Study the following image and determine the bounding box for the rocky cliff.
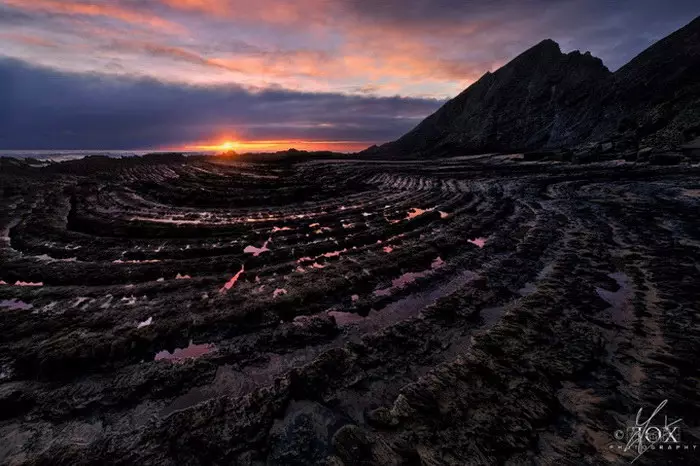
[370,15,700,157]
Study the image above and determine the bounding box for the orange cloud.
[3,0,183,33]
[0,33,57,48]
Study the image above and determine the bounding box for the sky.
[0,0,697,152]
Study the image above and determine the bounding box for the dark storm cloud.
[0,58,443,150]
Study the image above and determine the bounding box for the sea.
[0,150,215,163]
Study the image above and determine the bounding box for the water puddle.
[595,272,634,325]
[244,238,271,256]
[0,299,33,310]
[35,254,77,262]
[155,341,216,362]
[682,189,700,198]
[175,273,191,279]
[383,246,394,253]
[321,248,347,258]
[439,211,450,219]
[113,259,160,264]
[271,226,293,233]
[273,288,288,298]
[406,207,433,220]
[468,237,487,248]
[121,296,137,305]
[344,269,479,331]
[12,281,44,287]
[137,317,153,329]
[518,283,537,296]
[374,257,445,297]
[220,265,245,293]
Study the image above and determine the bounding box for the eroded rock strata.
[1,153,699,465]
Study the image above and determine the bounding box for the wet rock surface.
[1,153,699,465]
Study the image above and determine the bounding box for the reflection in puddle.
[220,265,245,293]
[15,281,44,287]
[271,226,293,233]
[682,189,700,198]
[113,259,160,264]
[374,256,446,297]
[439,211,450,219]
[244,238,271,256]
[137,317,153,329]
[0,299,33,310]
[596,272,634,325]
[347,269,479,331]
[322,248,347,258]
[468,237,487,248]
[155,341,216,362]
[406,207,433,220]
[383,246,394,253]
[518,282,537,296]
[273,288,288,298]
[175,273,191,279]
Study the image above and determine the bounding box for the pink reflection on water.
[375,256,445,297]
[271,226,293,233]
[175,273,191,279]
[322,248,347,258]
[220,265,245,293]
[383,246,394,253]
[155,341,216,362]
[468,237,487,248]
[439,211,450,219]
[406,207,432,219]
[244,238,271,256]
[14,281,43,287]
[273,288,288,298]
[113,259,160,264]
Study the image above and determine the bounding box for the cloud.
[0,0,697,149]
[1,0,694,99]
[0,57,443,150]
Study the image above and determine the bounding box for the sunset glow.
[1,0,696,151]
[219,141,238,151]
[184,139,370,153]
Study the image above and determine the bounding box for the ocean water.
[0,150,214,162]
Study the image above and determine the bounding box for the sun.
[220,141,237,151]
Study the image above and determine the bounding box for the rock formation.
[370,15,700,157]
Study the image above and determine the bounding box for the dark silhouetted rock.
[370,15,700,157]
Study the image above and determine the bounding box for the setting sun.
[219,141,237,151]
